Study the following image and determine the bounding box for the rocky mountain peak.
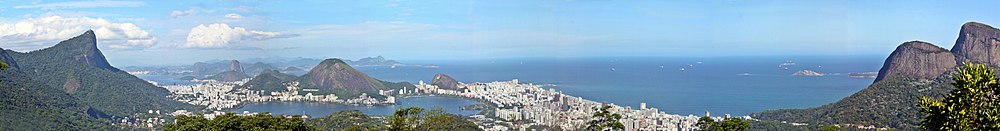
[228,60,245,74]
[951,22,1000,67]
[874,41,957,82]
[431,73,461,90]
[48,30,119,72]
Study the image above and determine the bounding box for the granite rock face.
[431,73,461,90]
[874,41,957,82]
[47,30,120,72]
[951,22,1000,67]
[228,60,245,74]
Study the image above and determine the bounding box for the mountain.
[0,68,113,130]
[951,22,1000,68]
[228,60,245,74]
[207,70,250,82]
[752,22,1000,130]
[301,58,387,97]
[6,30,198,117]
[347,56,402,66]
[241,69,298,93]
[206,60,250,82]
[874,41,957,82]
[191,60,277,77]
[43,30,120,72]
[239,58,415,98]
[752,76,953,130]
[431,73,461,90]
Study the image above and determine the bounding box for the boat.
[611,68,616,71]
[679,68,685,71]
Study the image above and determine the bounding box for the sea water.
[357,56,882,116]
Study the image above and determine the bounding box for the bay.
[357,56,883,116]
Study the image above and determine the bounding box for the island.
[792,69,825,76]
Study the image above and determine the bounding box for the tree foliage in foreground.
[696,116,750,131]
[388,107,481,131]
[308,110,386,130]
[163,113,316,131]
[918,63,1000,130]
[586,105,624,131]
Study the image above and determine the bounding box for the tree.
[307,110,386,130]
[719,118,750,130]
[918,63,1000,130]
[696,117,749,131]
[819,125,841,131]
[697,116,717,130]
[163,113,316,131]
[0,61,8,70]
[387,107,481,131]
[388,107,423,131]
[586,105,625,131]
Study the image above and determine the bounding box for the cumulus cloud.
[169,9,196,18]
[224,13,242,19]
[14,0,144,9]
[183,23,294,48]
[0,16,157,50]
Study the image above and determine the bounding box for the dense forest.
[0,66,113,130]
[752,75,954,130]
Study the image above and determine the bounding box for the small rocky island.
[792,69,825,76]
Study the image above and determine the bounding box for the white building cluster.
[421,79,720,130]
[161,79,394,111]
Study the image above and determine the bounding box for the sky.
[0,0,998,66]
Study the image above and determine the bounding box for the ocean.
[356,56,883,116]
[145,56,883,117]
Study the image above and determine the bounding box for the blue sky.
[0,0,998,66]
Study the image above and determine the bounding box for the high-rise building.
[640,102,647,110]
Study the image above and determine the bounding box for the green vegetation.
[918,63,1000,130]
[9,36,199,117]
[586,105,624,131]
[163,108,480,131]
[240,70,298,93]
[0,61,8,70]
[307,110,386,130]
[0,68,112,130]
[696,116,750,131]
[387,107,481,131]
[164,113,316,131]
[747,120,810,130]
[751,75,954,130]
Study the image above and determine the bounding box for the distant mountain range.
[0,30,199,130]
[241,58,415,99]
[121,55,422,81]
[753,22,1000,130]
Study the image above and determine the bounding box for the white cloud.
[183,23,293,48]
[169,9,196,18]
[0,16,157,50]
[14,0,144,9]
[224,13,242,19]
